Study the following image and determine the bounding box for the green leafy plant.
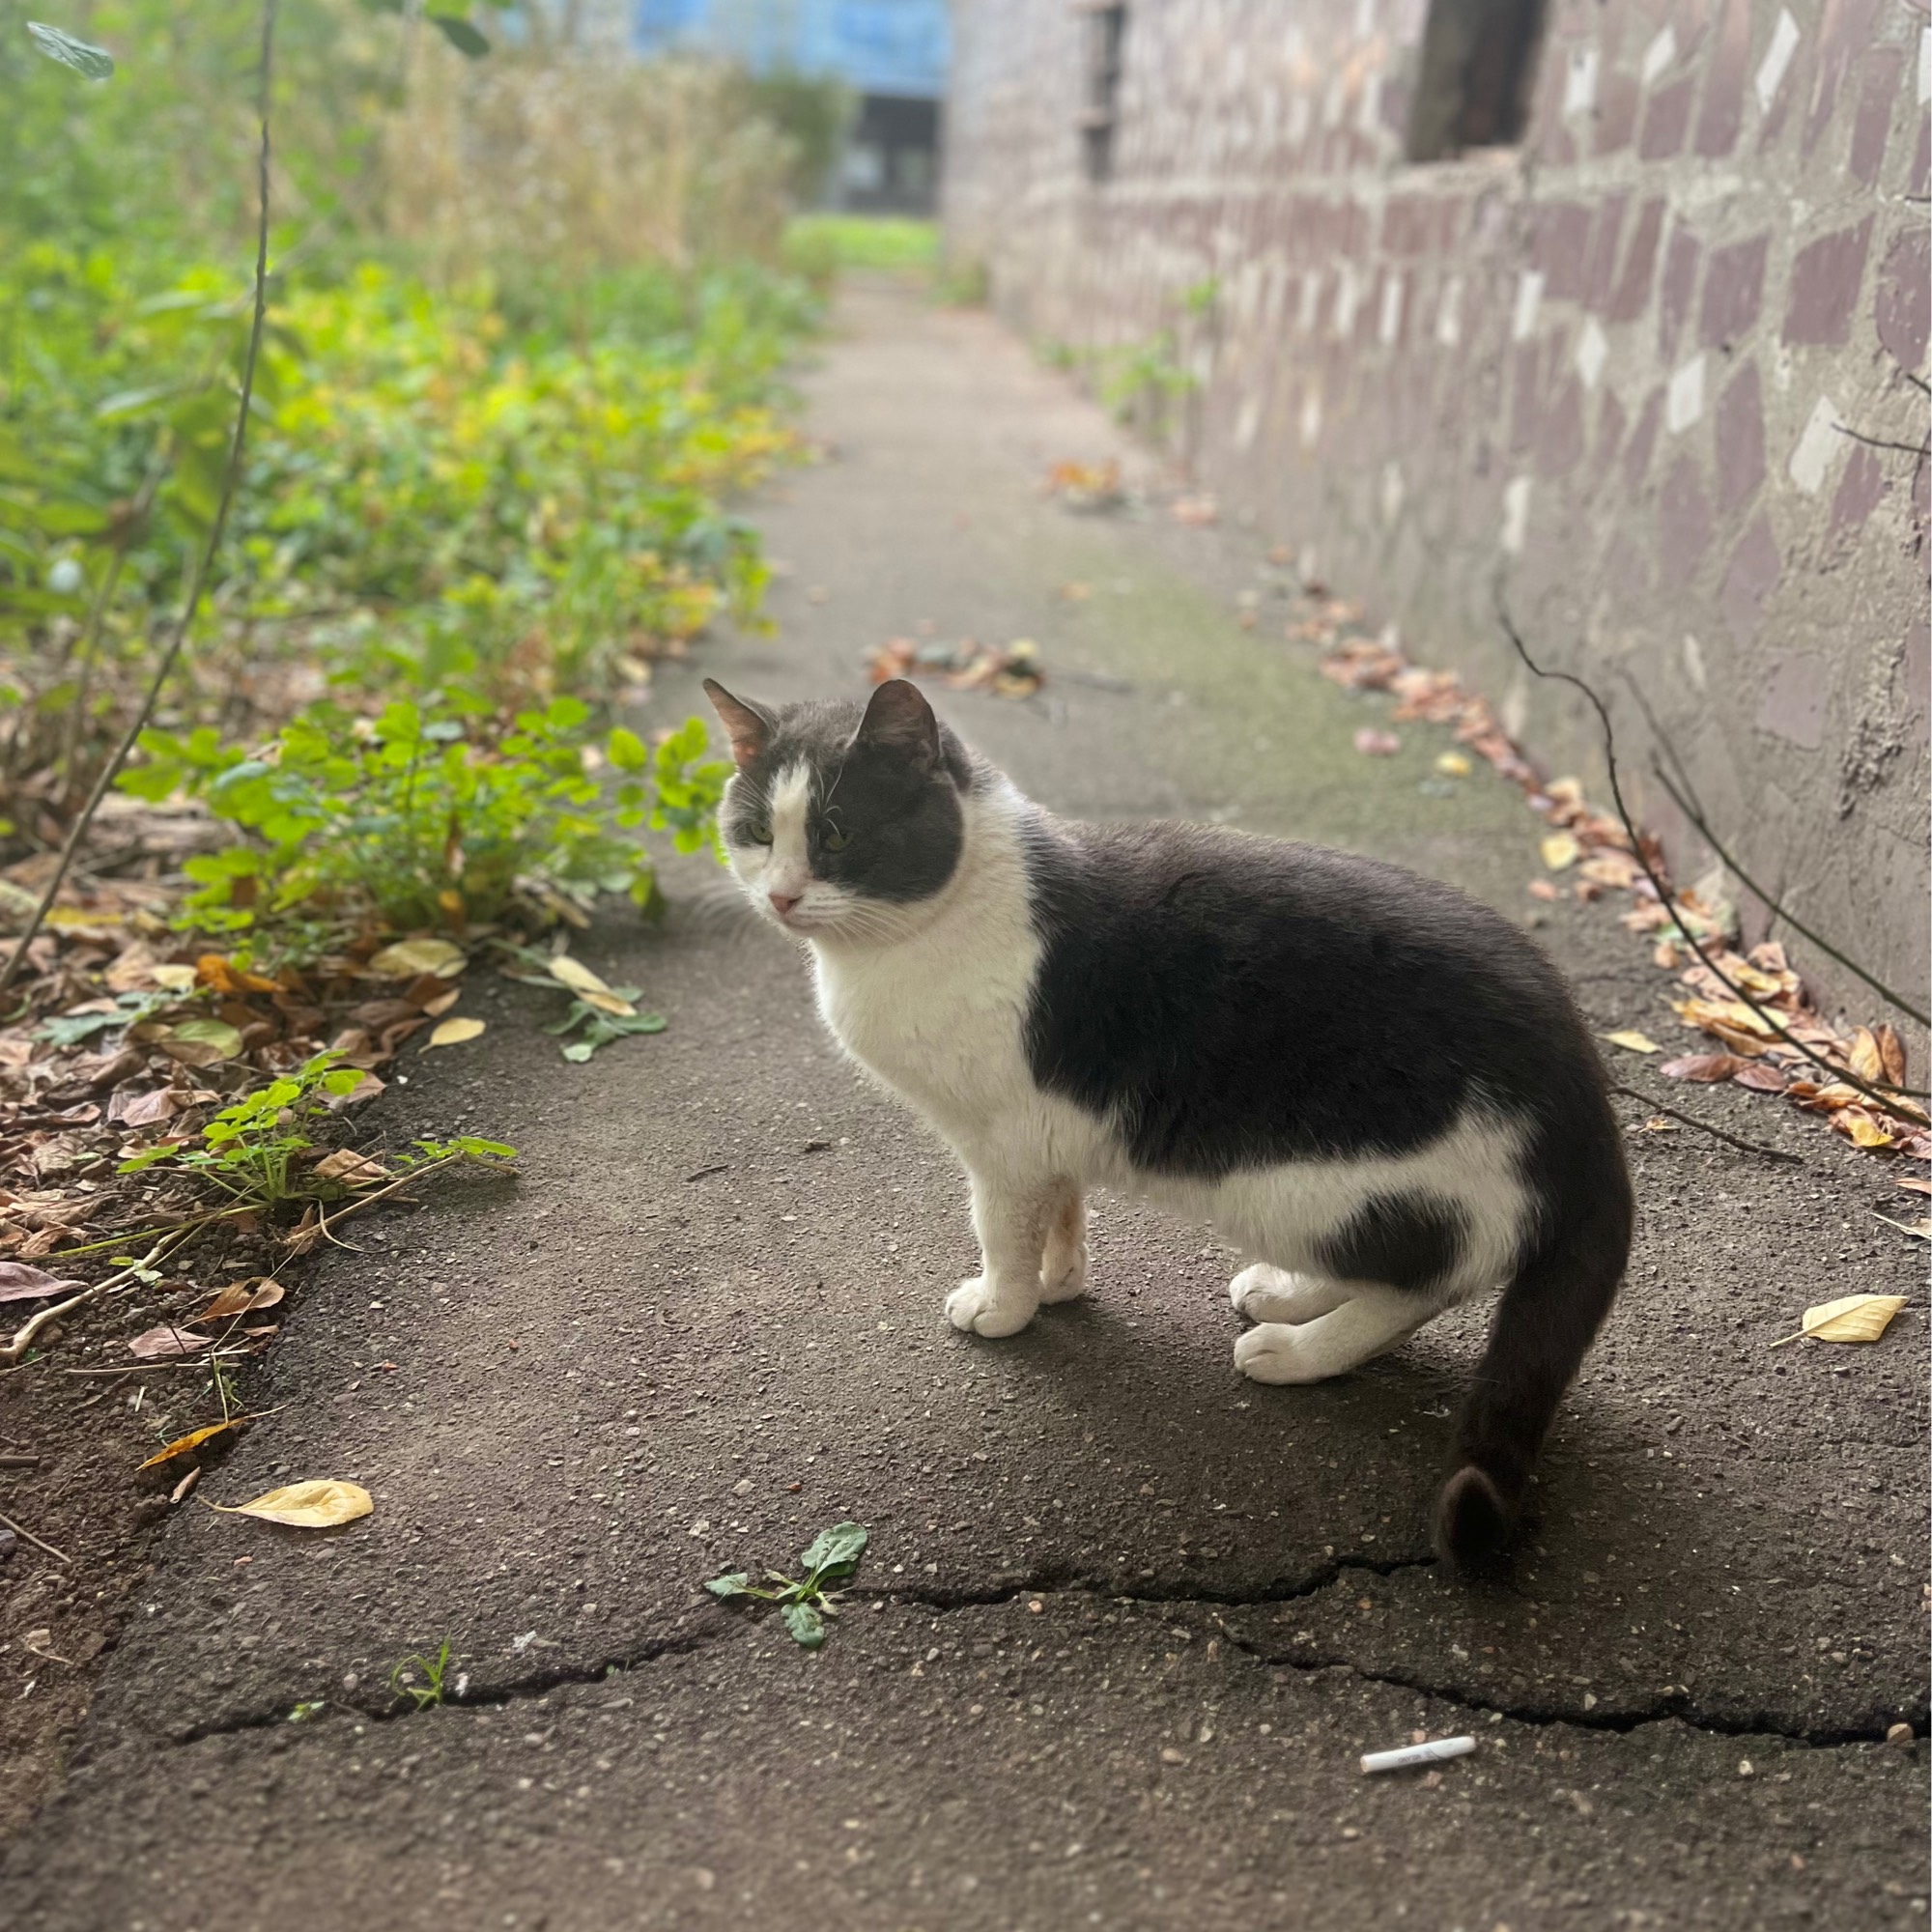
[706,1520,868,1649]
[285,1699,326,1723]
[120,698,730,939]
[389,1636,457,1711]
[117,1050,363,1204]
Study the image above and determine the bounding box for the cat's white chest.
[810,923,1037,1138]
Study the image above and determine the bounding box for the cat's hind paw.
[1037,1240,1089,1303]
[1228,1264,1348,1325]
[946,1277,1037,1338]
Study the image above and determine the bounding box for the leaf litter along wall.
[946,0,1930,1023]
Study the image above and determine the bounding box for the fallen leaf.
[138,1419,248,1470]
[580,988,639,1018]
[128,1325,212,1359]
[156,1018,243,1065]
[210,1479,373,1528]
[1638,1117,1679,1133]
[1660,1053,1747,1082]
[196,953,279,995]
[312,1149,388,1186]
[110,1087,181,1127]
[1540,832,1580,871]
[1848,1028,1886,1086]
[419,989,462,1018]
[1434,752,1471,778]
[545,953,614,998]
[1833,1109,1895,1150]
[1732,1064,1789,1093]
[1352,728,1401,756]
[151,964,199,994]
[1874,1025,1909,1088]
[425,1016,486,1049]
[1874,1213,1932,1241]
[0,1262,86,1302]
[1775,1293,1910,1347]
[194,1279,285,1322]
[1526,879,1560,901]
[1897,1176,1931,1197]
[1602,1031,1661,1055]
[369,938,467,980]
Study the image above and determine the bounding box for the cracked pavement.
[6,282,1925,1929]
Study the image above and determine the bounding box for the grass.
[788,214,938,273]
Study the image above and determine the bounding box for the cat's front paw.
[1234,1322,1327,1385]
[1037,1239,1089,1303]
[946,1276,1037,1338]
[1228,1264,1347,1325]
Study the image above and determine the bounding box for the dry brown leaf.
[580,989,639,1018]
[194,1279,285,1323]
[1732,1064,1789,1093]
[110,1086,180,1128]
[0,1262,86,1303]
[1527,879,1560,902]
[1352,728,1401,756]
[138,1418,247,1470]
[369,938,467,980]
[419,989,462,1018]
[1874,1025,1909,1088]
[211,1479,373,1528]
[1897,1176,1932,1197]
[128,1325,212,1359]
[1776,1293,1911,1347]
[312,1149,388,1186]
[425,1016,486,1049]
[1832,1109,1894,1150]
[1660,1053,1747,1082]
[1848,1027,1886,1086]
[150,963,199,994]
[1540,832,1580,871]
[1601,1031,1661,1055]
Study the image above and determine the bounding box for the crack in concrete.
[156,1549,1919,1760]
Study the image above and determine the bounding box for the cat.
[703,674,1634,1567]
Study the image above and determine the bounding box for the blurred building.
[947,0,1929,1015]
[633,0,948,211]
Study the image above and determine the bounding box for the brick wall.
[946,0,1929,1017]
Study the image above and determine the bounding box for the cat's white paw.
[1037,1240,1089,1303]
[1234,1321,1329,1385]
[1228,1264,1347,1325]
[947,1277,1037,1338]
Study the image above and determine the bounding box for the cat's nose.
[769,889,802,919]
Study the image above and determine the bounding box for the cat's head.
[703,677,974,941]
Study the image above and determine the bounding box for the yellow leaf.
[1540,832,1580,871]
[425,1016,486,1049]
[1848,1027,1885,1085]
[546,953,613,998]
[1434,752,1472,778]
[211,1479,373,1528]
[194,1278,284,1322]
[369,938,468,980]
[1772,1293,1910,1348]
[580,989,639,1018]
[138,1418,246,1470]
[1835,1109,1895,1150]
[151,964,199,993]
[1602,1030,1661,1055]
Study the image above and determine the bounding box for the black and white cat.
[704,676,1634,1567]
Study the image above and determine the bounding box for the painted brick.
[1874,222,1931,371]
[1624,385,1663,492]
[1722,514,1783,647]
[1693,0,1750,158]
[1698,234,1769,349]
[1510,342,1544,455]
[1638,74,1697,160]
[1913,116,1929,197]
[1595,71,1640,154]
[1782,217,1875,347]
[1582,195,1629,312]
[1534,202,1594,301]
[1804,0,1883,161]
[1606,198,1666,324]
[1538,374,1587,477]
[1715,361,1766,513]
[1658,456,1713,587]
[1658,227,1702,359]
[1849,49,1905,188]
[1831,443,1886,539]
[1596,386,1629,473]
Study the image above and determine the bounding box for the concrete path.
[7,283,1925,1931]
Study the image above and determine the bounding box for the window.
[1406,0,1547,162]
[1079,3,1127,185]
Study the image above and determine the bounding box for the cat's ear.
[854,677,940,772]
[702,679,773,770]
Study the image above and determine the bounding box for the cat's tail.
[1435,1117,1633,1570]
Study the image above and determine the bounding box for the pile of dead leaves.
[1314,619,1930,1174]
[865,636,1043,699]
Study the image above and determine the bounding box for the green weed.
[389,1637,457,1711]
[707,1520,868,1649]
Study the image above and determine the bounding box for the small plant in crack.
[389,1636,458,1710]
[706,1520,867,1649]
[286,1700,326,1723]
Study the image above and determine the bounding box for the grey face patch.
[721,693,971,908]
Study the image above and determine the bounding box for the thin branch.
[1832,423,1931,460]
[0,1,278,1007]
[1493,585,1925,1123]
[1609,1082,1804,1166]
[0,1509,70,1565]
[1646,759,1929,1030]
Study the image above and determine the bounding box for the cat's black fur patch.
[721,692,977,905]
[1316,1190,1466,1293]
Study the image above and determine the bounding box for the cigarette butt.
[1360,1735,1476,1775]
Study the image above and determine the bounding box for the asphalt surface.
[6,281,1925,1930]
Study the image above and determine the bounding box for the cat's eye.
[745,818,772,845]
[822,823,850,852]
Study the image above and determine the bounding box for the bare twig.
[0,1233,189,1367]
[1832,424,1930,461]
[1645,759,1929,1031]
[0,1509,71,1565]
[0,1,279,1007]
[1494,586,1926,1124]
[1609,1082,1804,1166]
